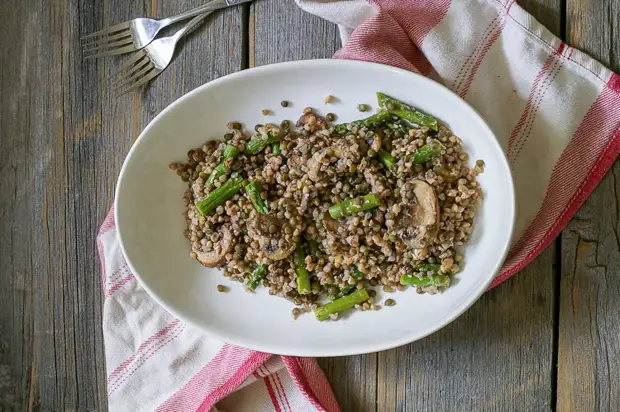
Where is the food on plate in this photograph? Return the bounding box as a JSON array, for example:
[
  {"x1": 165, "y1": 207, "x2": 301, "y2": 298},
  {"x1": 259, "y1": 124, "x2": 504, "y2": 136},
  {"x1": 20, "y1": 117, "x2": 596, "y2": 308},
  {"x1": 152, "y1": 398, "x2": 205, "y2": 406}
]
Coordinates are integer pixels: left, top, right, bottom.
[{"x1": 170, "y1": 93, "x2": 484, "y2": 320}]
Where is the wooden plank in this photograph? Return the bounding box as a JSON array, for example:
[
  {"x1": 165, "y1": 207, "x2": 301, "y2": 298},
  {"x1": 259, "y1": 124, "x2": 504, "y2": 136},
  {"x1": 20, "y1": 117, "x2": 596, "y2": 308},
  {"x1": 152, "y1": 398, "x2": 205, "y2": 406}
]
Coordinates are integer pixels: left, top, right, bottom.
[
  {"x1": 250, "y1": 2, "x2": 381, "y2": 410},
  {"x1": 0, "y1": 0, "x2": 244, "y2": 409},
  {"x1": 250, "y1": 0, "x2": 341, "y2": 68},
  {"x1": 376, "y1": 248, "x2": 556, "y2": 412},
  {"x1": 559, "y1": 1, "x2": 620, "y2": 408}
]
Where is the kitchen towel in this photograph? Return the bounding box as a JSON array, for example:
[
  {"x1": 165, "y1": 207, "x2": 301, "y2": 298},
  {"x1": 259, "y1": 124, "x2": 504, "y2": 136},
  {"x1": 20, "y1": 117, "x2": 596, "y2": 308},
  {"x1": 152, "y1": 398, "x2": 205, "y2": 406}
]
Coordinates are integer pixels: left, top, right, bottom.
[{"x1": 98, "y1": 0, "x2": 619, "y2": 410}]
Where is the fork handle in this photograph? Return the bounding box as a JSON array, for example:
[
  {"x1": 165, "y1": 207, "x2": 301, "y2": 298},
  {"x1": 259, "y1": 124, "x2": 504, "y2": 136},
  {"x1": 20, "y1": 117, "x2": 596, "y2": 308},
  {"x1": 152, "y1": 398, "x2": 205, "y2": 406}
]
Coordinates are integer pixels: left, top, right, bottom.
[
  {"x1": 161, "y1": 0, "x2": 253, "y2": 25},
  {"x1": 172, "y1": 13, "x2": 211, "y2": 41}
]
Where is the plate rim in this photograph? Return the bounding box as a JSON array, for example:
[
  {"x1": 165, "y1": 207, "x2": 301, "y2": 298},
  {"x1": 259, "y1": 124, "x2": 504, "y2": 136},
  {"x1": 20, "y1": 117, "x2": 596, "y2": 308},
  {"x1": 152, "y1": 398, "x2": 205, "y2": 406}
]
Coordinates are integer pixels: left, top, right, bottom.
[{"x1": 114, "y1": 58, "x2": 516, "y2": 356}]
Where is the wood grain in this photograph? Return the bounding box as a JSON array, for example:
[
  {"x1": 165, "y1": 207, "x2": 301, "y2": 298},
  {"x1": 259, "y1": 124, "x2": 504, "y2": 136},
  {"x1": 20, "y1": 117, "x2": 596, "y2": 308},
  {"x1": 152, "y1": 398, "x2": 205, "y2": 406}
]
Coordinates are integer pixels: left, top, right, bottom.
[
  {"x1": 375, "y1": 248, "x2": 556, "y2": 412},
  {"x1": 0, "y1": 0, "x2": 244, "y2": 410},
  {"x1": 559, "y1": 3, "x2": 620, "y2": 409},
  {"x1": 250, "y1": 0, "x2": 341, "y2": 68}
]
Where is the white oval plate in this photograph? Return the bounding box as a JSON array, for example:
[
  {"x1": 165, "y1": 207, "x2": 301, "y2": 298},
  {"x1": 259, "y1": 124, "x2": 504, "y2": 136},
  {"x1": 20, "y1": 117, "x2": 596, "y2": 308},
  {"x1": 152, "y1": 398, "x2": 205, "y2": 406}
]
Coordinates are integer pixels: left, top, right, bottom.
[{"x1": 115, "y1": 59, "x2": 515, "y2": 356}]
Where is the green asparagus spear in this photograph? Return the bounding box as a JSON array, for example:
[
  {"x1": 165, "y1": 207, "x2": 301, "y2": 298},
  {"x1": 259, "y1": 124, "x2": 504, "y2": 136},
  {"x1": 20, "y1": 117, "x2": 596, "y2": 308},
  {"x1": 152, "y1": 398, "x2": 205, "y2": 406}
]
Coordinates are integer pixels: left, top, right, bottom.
[
  {"x1": 206, "y1": 145, "x2": 240, "y2": 187},
  {"x1": 400, "y1": 274, "x2": 450, "y2": 287},
  {"x1": 245, "y1": 131, "x2": 277, "y2": 155},
  {"x1": 377, "y1": 92, "x2": 439, "y2": 131},
  {"x1": 412, "y1": 263, "x2": 442, "y2": 273},
  {"x1": 352, "y1": 270, "x2": 364, "y2": 281},
  {"x1": 294, "y1": 246, "x2": 311, "y2": 295},
  {"x1": 328, "y1": 194, "x2": 382, "y2": 219},
  {"x1": 386, "y1": 119, "x2": 412, "y2": 135},
  {"x1": 411, "y1": 139, "x2": 445, "y2": 164},
  {"x1": 339, "y1": 284, "x2": 356, "y2": 296},
  {"x1": 334, "y1": 123, "x2": 350, "y2": 135},
  {"x1": 244, "y1": 180, "x2": 269, "y2": 215},
  {"x1": 334, "y1": 111, "x2": 392, "y2": 135},
  {"x1": 353, "y1": 110, "x2": 392, "y2": 128},
  {"x1": 271, "y1": 142, "x2": 281, "y2": 155},
  {"x1": 308, "y1": 239, "x2": 320, "y2": 258},
  {"x1": 195, "y1": 175, "x2": 244, "y2": 215},
  {"x1": 314, "y1": 288, "x2": 370, "y2": 321},
  {"x1": 377, "y1": 150, "x2": 397, "y2": 171},
  {"x1": 246, "y1": 264, "x2": 267, "y2": 290}
]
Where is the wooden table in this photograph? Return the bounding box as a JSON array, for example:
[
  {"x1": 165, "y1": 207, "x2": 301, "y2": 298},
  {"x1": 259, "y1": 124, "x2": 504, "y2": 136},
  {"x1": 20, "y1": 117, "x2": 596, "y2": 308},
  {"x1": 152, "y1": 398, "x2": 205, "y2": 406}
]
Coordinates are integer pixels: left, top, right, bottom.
[{"x1": 0, "y1": 0, "x2": 618, "y2": 410}]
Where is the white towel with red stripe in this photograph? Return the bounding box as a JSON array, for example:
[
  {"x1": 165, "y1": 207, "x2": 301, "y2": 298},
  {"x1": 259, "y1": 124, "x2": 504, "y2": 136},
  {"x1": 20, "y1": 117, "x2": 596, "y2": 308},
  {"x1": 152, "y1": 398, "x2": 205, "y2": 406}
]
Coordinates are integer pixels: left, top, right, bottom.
[{"x1": 98, "y1": 0, "x2": 619, "y2": 410}]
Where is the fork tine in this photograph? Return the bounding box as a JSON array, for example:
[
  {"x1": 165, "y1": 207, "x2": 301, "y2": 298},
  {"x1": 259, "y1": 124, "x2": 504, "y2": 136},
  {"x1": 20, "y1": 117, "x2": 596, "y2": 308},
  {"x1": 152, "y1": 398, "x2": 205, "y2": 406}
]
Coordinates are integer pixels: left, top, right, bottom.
[
  {"x1": 117, "y1": 68, "x2": 161, "y2": 96},
  {"x1": 81, "y1": 31, "x2": 132, "y2": 49},
  {"x1": 81, "y1": 21, "x2": 131, "y2": 40},
  {"x1": 83, "y1": 37, "x2": 134, "y2": 54},
  {"x1": 84, "y1": 44, "x2": 138, "y2": 59},
  {"x1": 113, "y1": 60, "x2": 152, "y2": 89},
  {"x1": 104, "y1": 52, "x2": 148, "y2": 82}
]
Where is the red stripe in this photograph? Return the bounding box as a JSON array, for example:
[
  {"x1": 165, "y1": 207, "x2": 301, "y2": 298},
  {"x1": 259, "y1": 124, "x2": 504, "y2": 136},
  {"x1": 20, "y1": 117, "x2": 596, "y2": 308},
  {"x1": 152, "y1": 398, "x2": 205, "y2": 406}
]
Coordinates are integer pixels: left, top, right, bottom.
[
  {"x1": 508, "y1": 44, "x2": 566, "y2": 163},
  {"x1": 274, "y1": 371, "x2": 293, "y2": 412},
  {"x1": 458, "y1": 0, "x2": 515, "y2": 98},
  {"x1": 491, "y1": 74, "x2": 620, "y2": 288},
  {"x1": 610, "y1": 73, "x2": 620, "y2": 93},
  {"x1": 107, "y1": 319, "x2": 181, "y2": 384},
  {"x1": 98, "y1": 206, "x2": 116, "y2": 236},
  {"x1": 452, "y1": 11, "x2": 503, "y2": 91},
  {"x1": 195, "y1": 352, "x2": 271, "y2": 412},
  {"x1": 507, "y1": 43, "x2": 563, "y2": 155},
  {"x1": 264, "y1": 361, "x2": 292, "y2": 412},
  {"x1": 282, "y1": 357, "x2": 341, "y2": 412},
  {"x1": 109, "y1": 324, "x2": 186, "y2": 394},
  {"x1": 105, "y1": 272, "x2": 136, "y2": 299},
  {"x1": 336, "y1": 0, "x2": 450, "y2": 76},
  {"x1": 156, "y1": 345, "x2": 271, "y2": 412},
  {"x1": 264, "y1": 377, "x2": 283, "y2": 412},
  {"x1": 106, "y1": 263, "x2": 130, "y2": 284}
]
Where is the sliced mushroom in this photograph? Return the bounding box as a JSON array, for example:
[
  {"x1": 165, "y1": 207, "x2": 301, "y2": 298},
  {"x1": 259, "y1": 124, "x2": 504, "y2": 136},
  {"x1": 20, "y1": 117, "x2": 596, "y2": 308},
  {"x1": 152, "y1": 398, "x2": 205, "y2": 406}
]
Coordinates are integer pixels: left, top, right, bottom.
[
  {"x1": 322, "y1": 214, "x2": 341, "y2": 236},
  {"x1": 307, "y1": 150, "x2": 326, "y2": 182},
  {"x1": 193, "y1": 227, "x2": 234, "y2": 267},
  {"x1": 247, "y1": 211, "x2": 297, "y2": 260},
  {"x1": 307, "y1": 136, "x2": 367, "y2": 182},
  {"x1": 391, "y1": 180, "x2": 440, "y2": 247},
  {"x1": 411, "y1": 180, "x2": 440, "y2": 240},
  {"x1": 320, "y1": 213, "x2": 353, "y2": 251}
]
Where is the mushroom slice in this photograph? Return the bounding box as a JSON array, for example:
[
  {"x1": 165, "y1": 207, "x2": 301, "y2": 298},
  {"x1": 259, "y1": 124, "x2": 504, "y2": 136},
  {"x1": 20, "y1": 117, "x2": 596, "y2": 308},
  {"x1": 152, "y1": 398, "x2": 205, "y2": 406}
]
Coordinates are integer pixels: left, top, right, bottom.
[
  {"x1": 307, "y1": 136, "x2": 367, "y2": 183},
  {"x1": 322, "y1": 214, "x2": 341, "y2": 235},
  {"x1": 247, "y1": 211, "x2": 296, "y2": 260},
  {"x1": 193, "y1": 227, "x2": 234, "y2": 267},
  {"x1": 411, "y1": 179, "x2": 440, "y2": 240},
  {"x1": 391, "y1": 180, "x2": 440, "y2": 246}
]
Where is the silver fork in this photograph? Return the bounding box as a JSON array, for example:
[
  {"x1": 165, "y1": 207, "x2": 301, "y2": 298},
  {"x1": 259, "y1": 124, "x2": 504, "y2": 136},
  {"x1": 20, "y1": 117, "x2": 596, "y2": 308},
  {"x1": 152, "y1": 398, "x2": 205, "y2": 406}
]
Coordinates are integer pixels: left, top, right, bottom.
[
  {"x1": 111, "y1": 14, "x2": 210, "y2": 96},
  {"x1": 82, "y1": 0, "x2": 252, "y2": 59}
]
